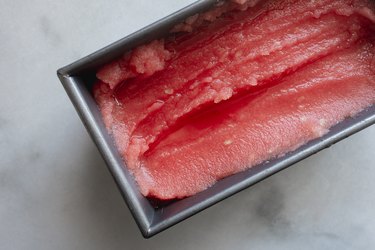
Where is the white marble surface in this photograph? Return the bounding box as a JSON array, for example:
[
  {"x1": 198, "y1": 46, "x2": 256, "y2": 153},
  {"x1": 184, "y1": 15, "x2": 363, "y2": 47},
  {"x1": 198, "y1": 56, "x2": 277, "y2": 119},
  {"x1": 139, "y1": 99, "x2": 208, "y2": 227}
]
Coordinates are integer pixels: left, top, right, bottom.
[{"x1": 1, "y1": 0, "x2": 375, "y2": 249}]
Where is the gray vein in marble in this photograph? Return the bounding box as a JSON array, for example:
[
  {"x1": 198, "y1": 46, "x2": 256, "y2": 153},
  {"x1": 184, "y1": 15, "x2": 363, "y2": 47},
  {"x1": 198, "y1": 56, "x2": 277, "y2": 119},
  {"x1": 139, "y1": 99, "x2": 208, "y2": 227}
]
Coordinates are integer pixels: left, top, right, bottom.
[{"x1": 39, "y1": 16, "x2": 63, "y2": 47}]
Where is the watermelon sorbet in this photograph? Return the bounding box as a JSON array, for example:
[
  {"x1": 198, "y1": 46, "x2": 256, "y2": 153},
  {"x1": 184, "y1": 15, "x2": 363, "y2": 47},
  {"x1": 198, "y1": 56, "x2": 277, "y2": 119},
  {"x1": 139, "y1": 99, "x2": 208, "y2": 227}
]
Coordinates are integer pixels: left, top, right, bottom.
[{"x1": 93, "y1": 0, "x2": 375, "y2": 200}]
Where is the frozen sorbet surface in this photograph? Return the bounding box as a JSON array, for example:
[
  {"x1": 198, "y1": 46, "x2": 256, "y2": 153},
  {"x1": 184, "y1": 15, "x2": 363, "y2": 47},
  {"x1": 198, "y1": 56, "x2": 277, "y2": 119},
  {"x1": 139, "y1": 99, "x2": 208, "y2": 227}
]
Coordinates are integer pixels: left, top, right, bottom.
[{"x1": 94, "y1": 0, "x2": 375, "y2": 199}]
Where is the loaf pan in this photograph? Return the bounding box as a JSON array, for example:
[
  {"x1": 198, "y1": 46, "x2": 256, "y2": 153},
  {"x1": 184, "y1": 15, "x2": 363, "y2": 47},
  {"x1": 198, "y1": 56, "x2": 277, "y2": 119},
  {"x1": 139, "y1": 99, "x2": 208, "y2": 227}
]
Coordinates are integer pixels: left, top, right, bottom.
[{"x1": 57, "y1": 0, "x2": 375, "y2": 238}]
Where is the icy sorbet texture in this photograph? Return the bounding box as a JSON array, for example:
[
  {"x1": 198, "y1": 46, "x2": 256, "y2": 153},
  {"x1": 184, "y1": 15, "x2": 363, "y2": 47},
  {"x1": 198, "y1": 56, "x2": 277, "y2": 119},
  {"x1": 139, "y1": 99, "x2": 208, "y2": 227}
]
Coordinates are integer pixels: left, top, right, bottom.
[{"x1": 94, "y1": 0, "x2": 375, "y2": 199}]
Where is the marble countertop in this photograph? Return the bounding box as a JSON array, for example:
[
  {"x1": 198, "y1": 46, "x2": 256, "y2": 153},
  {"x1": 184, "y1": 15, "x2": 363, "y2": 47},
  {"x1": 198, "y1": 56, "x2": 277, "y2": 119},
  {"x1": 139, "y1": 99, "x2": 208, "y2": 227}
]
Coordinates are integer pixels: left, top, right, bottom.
[{"x1": 1, "y1": 0, "x2": 375, "y2": 249}]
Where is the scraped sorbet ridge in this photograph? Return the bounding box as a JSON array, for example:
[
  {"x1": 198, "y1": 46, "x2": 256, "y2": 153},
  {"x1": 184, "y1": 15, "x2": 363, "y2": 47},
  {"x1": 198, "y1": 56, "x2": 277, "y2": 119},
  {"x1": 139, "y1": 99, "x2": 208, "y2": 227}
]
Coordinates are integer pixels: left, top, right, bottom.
[{"x1": 94, "y1": 0, "x2": 375, "y2": 199}]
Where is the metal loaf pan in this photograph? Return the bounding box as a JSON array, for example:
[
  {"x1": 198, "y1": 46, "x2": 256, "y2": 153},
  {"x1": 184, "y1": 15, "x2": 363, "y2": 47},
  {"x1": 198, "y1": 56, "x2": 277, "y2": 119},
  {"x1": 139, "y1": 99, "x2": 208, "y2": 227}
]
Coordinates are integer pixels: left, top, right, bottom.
[{"x1": 57, "y1": 0, "x2": 375, "y2": 238}]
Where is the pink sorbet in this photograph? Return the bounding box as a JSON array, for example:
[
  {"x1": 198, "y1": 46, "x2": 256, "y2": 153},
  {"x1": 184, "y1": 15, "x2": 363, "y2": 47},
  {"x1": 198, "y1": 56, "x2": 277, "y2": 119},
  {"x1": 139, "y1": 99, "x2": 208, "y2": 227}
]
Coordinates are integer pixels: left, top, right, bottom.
[{"x1": 94, "y1": 0, "x2": 375, "y2": 199}]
